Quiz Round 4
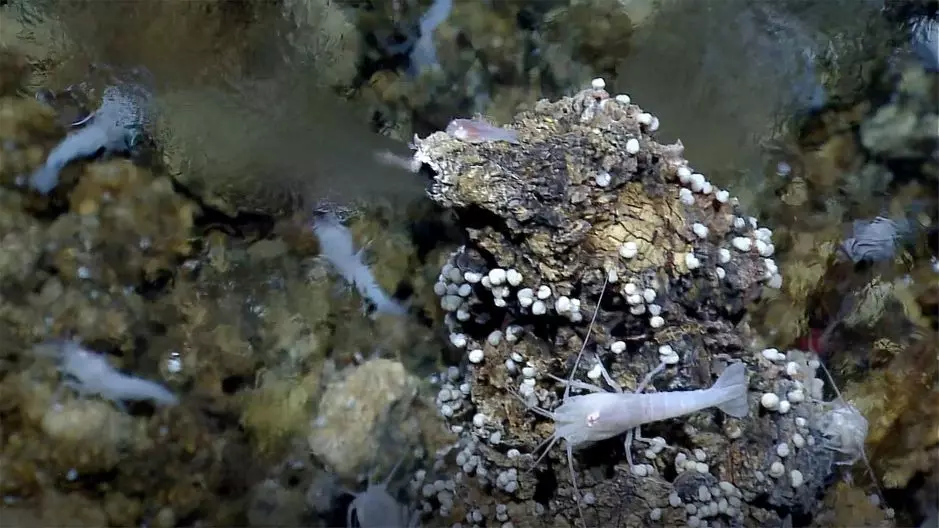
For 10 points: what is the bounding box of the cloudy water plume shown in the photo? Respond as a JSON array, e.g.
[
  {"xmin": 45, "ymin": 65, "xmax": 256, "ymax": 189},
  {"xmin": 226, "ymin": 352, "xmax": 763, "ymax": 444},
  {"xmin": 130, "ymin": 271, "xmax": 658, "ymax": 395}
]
[
  {"xmin": 609, "ymin": 0, "xmax": 890, "ymax": 210},
  {"xmin": 5, "ymin": 0, "xmax": 423, "ymax": 214}
]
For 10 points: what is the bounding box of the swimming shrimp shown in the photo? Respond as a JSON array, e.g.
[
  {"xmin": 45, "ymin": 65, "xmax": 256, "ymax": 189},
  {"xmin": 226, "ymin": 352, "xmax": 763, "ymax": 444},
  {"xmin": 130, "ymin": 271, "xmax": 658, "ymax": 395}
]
[
  {"xmin": 35, "ymin": 339, "xmax": 178, "ymax": 408},
  {"xmin": 30, "ymin": 85, "xmax": 148, "ymax": 194}
]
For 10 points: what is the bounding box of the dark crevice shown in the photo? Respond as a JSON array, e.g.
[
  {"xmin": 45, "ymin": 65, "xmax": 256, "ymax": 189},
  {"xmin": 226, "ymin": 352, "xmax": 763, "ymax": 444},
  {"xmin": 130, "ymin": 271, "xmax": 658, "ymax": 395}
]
[
  {"xmin": 661, "ymin": 459, "xmax": 679, "ymax": 482},
  {"xmin": 221, "ymin": 374, "xmax": 252, "ymax": 395},
  {"xmin": 174, "ymin": 510, "xmax": 207, "ymax": 528},
  {"xmin": 526, "ymin": 316, "xmax": 564, "ymax": 347},
  {"xmin": 884, "ymin": 471, "xmax": 930, "ymax": 525},
  {"xmin": 59, "ymin": 468, "xmax": 120, "ymax": 494},
  {"xmin": 392, "ymin": 280, "xmax": 414, "ymax": 304},
  {"xmin": 579, "ymin": 436, "xmax": 625, "ymax": 471},
  {"xmin": 168, "ymin": 176, "xmax": 276, "ymax": 240},
  {"xmin": 722, "ymin": 302, "xmax": 749, "ymax": 325},
  {"xmin": 533, "ymin": 467, "xmax": 558, "ymax": 505},
  {"xmin": 326, "ymin": 494, "xmax": 354, "ymax": 528},
  {"xmin": 749, "ymin": 493, "xmax": 790, "ymax": 524},
  {"xmin": 125, "ymin": 399, "xmax": 158, "ymax": 418},
  {"xmin": 408, "ymin": 206, "xmax": 463, "ymax": 262},
  {"xmin": 454, "ymin": 204, "xmax": 519, "ymax": 248},
  {"xmin": 135, "ymin": 268, "xmax": 175, "ymax": 301},
  {"xmin": 599, "ymin": 290, "xmax": 625, "ymax": 312}
]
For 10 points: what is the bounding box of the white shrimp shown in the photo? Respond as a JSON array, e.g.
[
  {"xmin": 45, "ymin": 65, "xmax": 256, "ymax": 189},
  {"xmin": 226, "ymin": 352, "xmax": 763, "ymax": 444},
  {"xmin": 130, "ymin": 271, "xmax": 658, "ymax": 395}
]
[
  {"xmin": 528, "ymin": 361, "xmax": 749, "ymax": 467},
  {"xmin": 518, "ymin": 274, "xmax": 749, "ymax": 527},
  {"xmin": 549, "ymin": 362, "xmax": 749, "ymax": 447},
  {"xmin": 312, "ymin": 214, "xmax": 408, "ymax": 317},
  {"xmin": 30, "ymin": 86, "xmax": 147, "ymax": 194},
  {"xmin": 344, "ymin": 460, "xmax": 419, "ymax": 528},
  {"xmin": 445, "ymin": 118, "xmax": 520, "ymax": 144},
  {"xmin": 515, "ymin": 275, "xmax": 609, "ymax": 527},
  {"xmin": 36, "ymin": 340, "xmax": 178, "ymax": 408},
  {"xmin": 812, "ymin": 359, "xmax": 883, "ymax": 503},
  {"xmin": 817, "ymin": 401, "xmax": 869, "ymax": 465}
]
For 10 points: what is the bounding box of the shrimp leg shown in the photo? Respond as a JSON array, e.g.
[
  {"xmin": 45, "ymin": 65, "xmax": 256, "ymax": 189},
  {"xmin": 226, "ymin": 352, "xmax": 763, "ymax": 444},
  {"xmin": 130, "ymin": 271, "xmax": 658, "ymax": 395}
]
[
  {"xmin": 589, "ymin": 357, "xmax": 673, "ymax": 469},
  {"xmin": 636, "ymin": 361, "xmax": 667, "ymax": 393},
  {"xmin": 597, "ymin": 360, "xmax": 622, "ymax": 393},
  {"xmin": 545, "ymin": 373, "xmax": 605, "ymax": 393},
  {"xmin": 623, "ymin": 360, "xmax": 669, "ymax": 467},
  {"xmin": 587, "ymin": 359, "xmax": 647, "ymax": 467}
]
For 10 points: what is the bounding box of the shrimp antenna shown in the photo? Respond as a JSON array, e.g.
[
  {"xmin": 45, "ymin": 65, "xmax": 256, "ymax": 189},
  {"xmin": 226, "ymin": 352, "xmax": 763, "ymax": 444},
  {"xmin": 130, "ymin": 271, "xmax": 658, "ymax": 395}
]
[
  {"xmin": 566, "ymin": 272, "xmax": 609, "ymax": 399},
  {"xmin": 564, "ymin": 270, "xmax": 609, "ymax": 528}
]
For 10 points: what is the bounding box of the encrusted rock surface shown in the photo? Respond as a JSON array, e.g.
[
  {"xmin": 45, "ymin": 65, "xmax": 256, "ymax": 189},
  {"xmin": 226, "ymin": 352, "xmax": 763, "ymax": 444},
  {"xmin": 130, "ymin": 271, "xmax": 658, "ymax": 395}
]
[
  {"xmin": 309, "ymin": 358, "xmax": 421, "ymax": 480},
  {"xmin": 409, "ymin": 85, "xmax": 847, "ymax": 527}
]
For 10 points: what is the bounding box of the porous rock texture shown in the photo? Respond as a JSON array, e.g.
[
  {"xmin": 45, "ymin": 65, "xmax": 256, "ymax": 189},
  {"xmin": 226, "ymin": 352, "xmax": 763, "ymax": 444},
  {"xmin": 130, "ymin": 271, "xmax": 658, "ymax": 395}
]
[{"xmin": 411, "ymin": 87, "xmax": 842, "ymax": 527}]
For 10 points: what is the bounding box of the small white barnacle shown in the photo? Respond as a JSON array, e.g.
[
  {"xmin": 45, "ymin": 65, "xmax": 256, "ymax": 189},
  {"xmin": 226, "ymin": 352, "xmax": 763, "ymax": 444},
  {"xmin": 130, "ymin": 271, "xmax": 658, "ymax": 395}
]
[
  {"xmin": 760, "ymin": 393, "xmax": 780, "ymax": 410},
  {"xmin": 718, "ymin": 248, "xmax": 731, "ymax": 264},
  {"xmin": 731, "ymin": 237, "xmax": 752, "ymax": 252},
  {"xmin": 692, "ymin": 223, "xmax": 709, "ymax": 239},
  {"xmin": 532, "ymin": 300, "xmax": 547, "ymax": 315},
  {"xmin": 586, "ymin": 363, "xmax": 603, "ymax": 380},
  {"xmin": 488, "ymin": 268, "xmax": 507, "ymax": 286},
  {"xmin": 619, "ymin": 241, "xmax": 639, "ymax": 259},
  {"xmin": 468, "ymin": 349, "xmax": 485, "ymax": 364},
  {"xmin": 625, "ymin": 138, "xmax": 640, "ymax": 155},
  {"xmin": 689, "ymin": 173, "xmax": 706, "ymax": 193}
]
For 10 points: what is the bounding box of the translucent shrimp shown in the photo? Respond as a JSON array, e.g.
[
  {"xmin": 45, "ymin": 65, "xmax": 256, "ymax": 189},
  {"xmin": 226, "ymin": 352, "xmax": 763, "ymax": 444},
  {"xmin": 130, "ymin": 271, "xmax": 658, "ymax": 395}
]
[
  {"xmin": 344, "ymin": 460, "xmax": 419, "ymax": 528},
  {"xmin": 517, "ymin": 272, "xmax": 748, "ymax": 527},
  {"xmin": 30, "ymin": 85, "xmax": 148, "ymax": 194},
  {"xmin": 550, "ymin": 362, "xmax": 749, "ymax": 445},
  {"xmin": 445, "ymin": 118, "xmax": 519, "ymax": 144},
  {"xmin": 36, "ymin": 340, "xmax": 178, "ymax": 408}
]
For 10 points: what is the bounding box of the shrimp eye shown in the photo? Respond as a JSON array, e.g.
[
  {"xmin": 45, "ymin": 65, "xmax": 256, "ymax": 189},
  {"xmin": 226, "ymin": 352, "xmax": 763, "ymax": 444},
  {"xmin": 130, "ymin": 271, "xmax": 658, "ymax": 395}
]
[{"xmin": 586, "ymin": 411, "xmax": 600, "ymax": 427}]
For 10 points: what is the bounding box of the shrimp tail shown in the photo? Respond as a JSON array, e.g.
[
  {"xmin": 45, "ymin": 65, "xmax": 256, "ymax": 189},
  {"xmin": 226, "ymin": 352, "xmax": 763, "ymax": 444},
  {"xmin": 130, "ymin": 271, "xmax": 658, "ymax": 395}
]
[
  {"xmin": 30, "ymin": 125, "xmax": 109, "ymax": 194},
  {"xmin": 111, "ymin": 376, "xmax": 180, "ymax": 406},
  {"xmin": 711, "ymin": 363, "xmax": 750, "ymax": 418},
  {"xmin": 30, "ymin": 161, "xmax": 66, "ymax": 194}
]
